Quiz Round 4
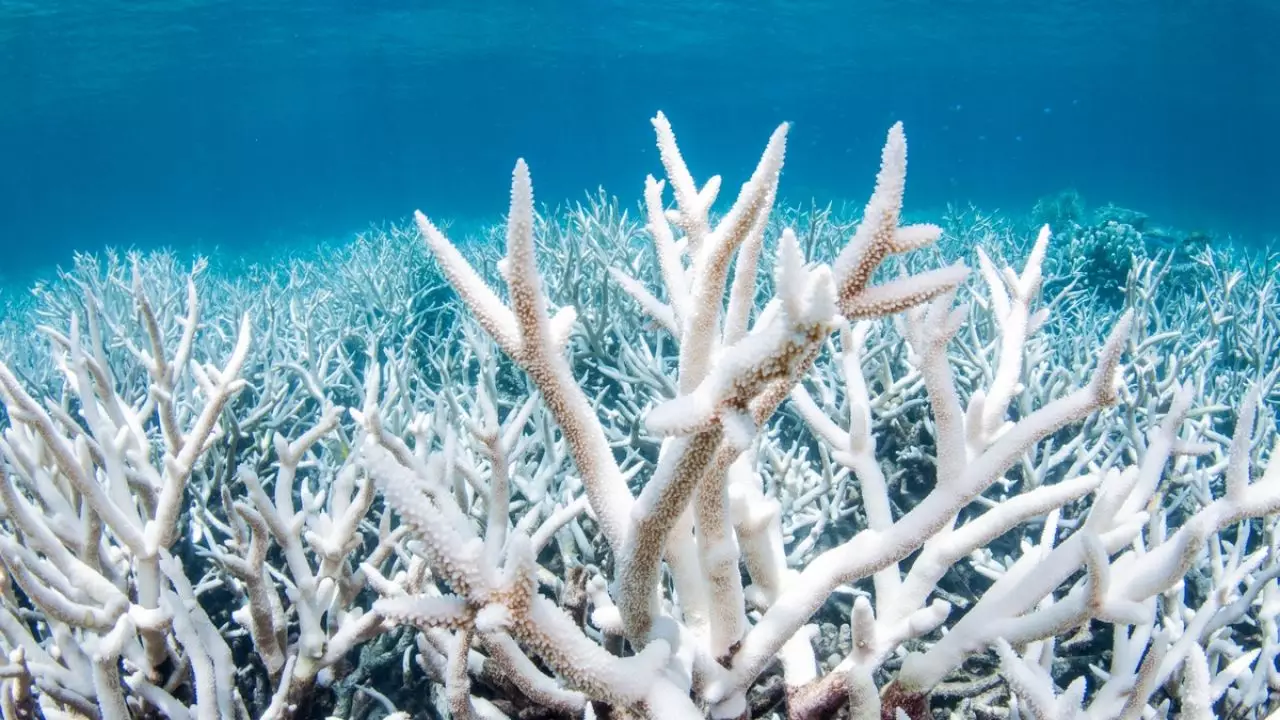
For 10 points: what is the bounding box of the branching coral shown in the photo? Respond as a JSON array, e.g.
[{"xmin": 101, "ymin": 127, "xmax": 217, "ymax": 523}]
[{"xmin": 0, "ymin": 112, "xmax": 1275, "ymax": 720}]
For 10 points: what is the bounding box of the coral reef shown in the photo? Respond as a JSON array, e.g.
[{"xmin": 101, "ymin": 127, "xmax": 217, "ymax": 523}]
[{"xmin": 0, "ymin": 113, "xmax": 1277, "ymax": 719}]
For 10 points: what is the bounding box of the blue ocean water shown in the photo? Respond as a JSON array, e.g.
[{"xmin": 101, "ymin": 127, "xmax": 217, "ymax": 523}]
[{"xmin": 0, "ymin": 0, "xmax": 1276, "ymax": 287}]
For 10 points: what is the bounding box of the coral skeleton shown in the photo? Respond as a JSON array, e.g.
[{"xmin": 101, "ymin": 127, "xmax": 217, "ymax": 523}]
[{"xmin": 0, "ymin": 112, "xmax": 1276, "ymax": 719}]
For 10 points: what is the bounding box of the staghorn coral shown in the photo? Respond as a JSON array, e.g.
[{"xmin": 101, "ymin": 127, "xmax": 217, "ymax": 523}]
[{"xmin": 0, "ymin": 112, "xmax": 1275, "ymax": 720}]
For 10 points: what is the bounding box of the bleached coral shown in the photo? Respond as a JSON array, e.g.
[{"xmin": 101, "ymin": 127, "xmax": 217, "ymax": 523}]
[{"xmin": 0, "ymin": 111, "xmax": 1276, "ymax": 720}]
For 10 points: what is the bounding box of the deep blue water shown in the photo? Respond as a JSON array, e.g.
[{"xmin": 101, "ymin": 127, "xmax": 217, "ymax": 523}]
[{"xmin": 1, "ymin": 0, "xmax": 1276, "ymax": 286}]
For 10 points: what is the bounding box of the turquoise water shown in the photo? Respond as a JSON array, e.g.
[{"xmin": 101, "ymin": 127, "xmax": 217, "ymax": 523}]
[{"xmin": 0, "ymin": 0, "xmax": 1276, "ymax": 284}]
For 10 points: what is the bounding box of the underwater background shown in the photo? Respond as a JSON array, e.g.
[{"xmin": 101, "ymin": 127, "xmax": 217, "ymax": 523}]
[
  {"xmin": 0, "ymin": 0, "xmax": 1277, "ymax": 286},
  {"xmin": 0, "ymin": 4, "xmax": 1279, "ymax": 717}
]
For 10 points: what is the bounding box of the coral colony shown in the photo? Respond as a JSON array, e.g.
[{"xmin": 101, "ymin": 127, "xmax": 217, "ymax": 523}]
[{"xmin": 0, "ymin": 113, "xmax": 1276, "ymax": 719}]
